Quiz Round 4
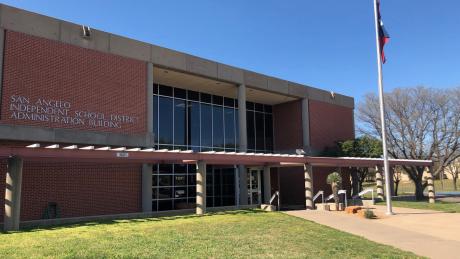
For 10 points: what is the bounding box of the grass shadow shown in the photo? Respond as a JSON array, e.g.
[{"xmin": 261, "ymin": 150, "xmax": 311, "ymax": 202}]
[{"xmin": 4, "ymin": 208, "xmax": 270, "ymax": 234}]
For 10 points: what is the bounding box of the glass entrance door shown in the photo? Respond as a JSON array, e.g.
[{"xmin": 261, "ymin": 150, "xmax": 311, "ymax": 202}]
[{"xmin": 247, "ymin": 168, "xmax": 262, "ymax": 205}]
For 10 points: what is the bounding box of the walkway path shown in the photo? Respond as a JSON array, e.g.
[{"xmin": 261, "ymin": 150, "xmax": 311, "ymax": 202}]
[{"xmin": 286, "ymin": 206, "xmax": 460, "ymax": 259}]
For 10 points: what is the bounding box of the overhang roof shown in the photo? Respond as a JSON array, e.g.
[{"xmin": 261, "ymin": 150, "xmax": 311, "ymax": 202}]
[{"xmin": 0, "ymin": 144, "xmax": 432, "ymax": 168}]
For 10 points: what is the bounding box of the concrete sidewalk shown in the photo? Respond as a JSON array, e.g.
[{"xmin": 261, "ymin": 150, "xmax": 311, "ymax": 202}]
[{"xmin": 286, "ymin": 206, "xmax": 460, "ymax": 259}]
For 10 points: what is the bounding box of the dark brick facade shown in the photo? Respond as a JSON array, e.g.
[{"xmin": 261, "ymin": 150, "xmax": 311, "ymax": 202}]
[
  {"xmin": 0, "ymin": 31, "xmax": 147, "ymax": 134},
  {"xmin": 0, "ymin": 161, "xmax": 142, "ymax": 221},
  {"xmin": 273, "ymin": 99, "xmax": 354, "ymax": 207},
  {"xmin": 0, "ymin": 30, "xmax": 355, "ymax": 218}
]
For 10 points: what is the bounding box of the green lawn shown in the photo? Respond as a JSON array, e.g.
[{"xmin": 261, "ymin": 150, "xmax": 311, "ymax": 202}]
[
  {"xmin": 0, "ymin": 210, "xmax": 419, "ymax": 258},
  {"xmin": 377, "ymin": 200, "xmax": 460, "ymax": 213},
  {"xmin": 363, "ymin": 179, "xmax": 460, "ymax": 196},
  {"xmin": 397, "ymin": 179, "xmax": 460, "ymax": 195}
]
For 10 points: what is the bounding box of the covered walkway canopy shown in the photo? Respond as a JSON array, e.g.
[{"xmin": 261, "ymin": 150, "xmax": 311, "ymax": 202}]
[
  {"xmin": 0, "ymin": 144, "xmax": 432, "ymax": 167},
  {"xmin": 0, "ymin": 143, "xmax": 432, "ymax": 231}
]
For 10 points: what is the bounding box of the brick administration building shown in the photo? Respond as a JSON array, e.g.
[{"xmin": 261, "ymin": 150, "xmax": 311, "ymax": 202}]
[{"xmin": 0, "ymin": 4, "xmax": 365, "ymax": 230}]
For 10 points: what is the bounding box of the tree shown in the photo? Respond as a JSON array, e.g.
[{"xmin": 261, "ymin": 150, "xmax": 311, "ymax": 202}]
[
  {"xmin": 321, "ymin": 136, "xmax": 382, "ymax": 196},
  {"xmin": 327, "ymin": 172, "xmax": 342, "ymax": 210},
  {"xmin": 393, "ymin": 166, "xmax": 403, "ymax": 196},
  {"xmin": 358, "ymin": 86, "xmax": 460, "ymax": 200},
  {"xmin": 446, "ymin": 159, "xmax": 459, "ymax": 190}
]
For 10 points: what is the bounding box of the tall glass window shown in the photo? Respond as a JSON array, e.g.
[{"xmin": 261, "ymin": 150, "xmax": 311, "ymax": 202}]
[
  {"xmin": 213, "ymin": 105, "xmax": 224, "ymax": 149},
  {"xmin": 151, "ymin": 83, "xmax": 274, "ymax": 212},
  {"xmin": 188, "ymin": 101, "xmax": 200, "ymax": 148},
  {"xmin": 153, "ymin": 83, "xmax": 272, "ymax": 153},
  {"xmin": 224, "ymin": 108, "xmax": 235, "ymax": 149},
  {"xmin": 174, "ymin": 99, "xmax": 186, "ymax": 146},
  {"xmin": 246, "ymin": 103, "xmax": 274, "ymax": 153},
  {"xmin": 247, "ymin": 110, "xmax": 255, "ymax": 150},
  {"xmin": 158, "ymin": 96, "xmax": 173, "ymax": 145},
  {"xmin": 153, "ymin": 94, "xmax": 158, "ymax": 143},
  {"xmin": 152, "ymin": 164, "xmax": 196, "ymax": 211},
  {"xmin": 255, "ymin": 112, "xmax": 265, "ymax": 150},
  {"xmin": 201, "ymin": 103, "xmax": 213, "ymax": 148}
]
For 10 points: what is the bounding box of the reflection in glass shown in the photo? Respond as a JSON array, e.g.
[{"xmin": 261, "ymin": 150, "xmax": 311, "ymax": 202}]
[
  {"xmin": 224, "ymin": 108, "xmax": 235, "ymax": 149},
  {"xmin": 265, "ymin": 114, "xmax": 273, "ymax": 151},
  {"xmin": 153, "ymin": 95, "xmax": 158, "ymax": 143},
  {"xmin": 247, "ymin": 110, "xmax": 255, "ymax": 150},
  {"xmin": 188, "ymin": 101, "xmax": 200, "ymax": 147},
  {"xmin": 158, "ymin": 97, "xmax": 173, "ymax": 144},
  {"xmin": 201, "ymin": 104, "xmax": 212, "ymax": 147},
  {"xmin": 174, "ymin": 99, "xmax": 186, "ymax": 145},
  {"xmin": 255, "ymin": 112, "xmax": 265, "ymax": 150},
  {"xmin": 213, "ymin": 105, "xmax": 224, "ymax": 148}
]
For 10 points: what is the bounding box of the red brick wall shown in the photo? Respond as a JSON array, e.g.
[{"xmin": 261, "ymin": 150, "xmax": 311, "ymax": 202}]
[
  {"xmin": 0, "ymin": 160, "xmax": 142, "ymax": 221},
  {"xmin": 309, "ymin": 99, "xmax": 355, "ymax": 151},
  {"xmin": 309, "ymin": 100, "xmax": 354, "ymax": 197},
  {"xmin": 0, "ymin": 31, "xmax": 147, "ymax": 134},
  {"xmin": 0, "ymin": 160, "xmax": 5, "ymax": 221},
  {"xmin": 273, "ymin": 100, "xmax": 303, "ymax": 152},
  {"xmin": 272, "ymin": 99, "xmax": 354, "ymax": 207}
]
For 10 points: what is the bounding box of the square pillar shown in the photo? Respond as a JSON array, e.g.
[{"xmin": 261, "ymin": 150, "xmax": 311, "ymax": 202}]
[
  {"xmin": 146, "ymin": 62, "xmax": 154, "ymax": 146},
  {"xmin": 426, "ymin": 166, "xmax": 435, "ymax": 204},
  {"xmin": 263, "ymin": 166, "xmax": 271, "ymax": 203},
  {"xmin": 304, "ymin": 164, "xmax": 313, "ymax": 210},
  {"xmin": 301, "ymin": 98, "xmax": 311, "ymax": 154},
  {"xmin": 238, "ymin": 84, "xmax": 247, "ymax": 152},
  {"xmin": 196, "ymin": 161, "xmax": 207, "ymax": 214},
  {"xmin": 141, "ymin": 164, "xmax": 153, "ymax": 212},
  {"xmin": 375, "ymin": 165, "xmax": 384, "ymax": 201},
  {"xmin": 237, "ymin": 84, "xmax": 248, "ymax": 206},
  {"xmin": 238, "ymin": 165, "xmax": 248, "ymax": 206},
  {"xmin": 4, "ymin": 156, "xmax": 23, "ymax": 231}
]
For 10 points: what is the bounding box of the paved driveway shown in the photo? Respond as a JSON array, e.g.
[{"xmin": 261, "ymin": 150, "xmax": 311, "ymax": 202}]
[{"xmin": 286, "ymin": 206, "xmax": 460, "ymax": 259}]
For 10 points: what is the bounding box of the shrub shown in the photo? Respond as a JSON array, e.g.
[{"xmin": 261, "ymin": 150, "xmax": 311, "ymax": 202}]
[
  {"xmin": 327, "ymin": 172, "xmax": 342, "ymax": 211},
  {"xmin": 363, "ymin": 209, "xmax": 375, "ymax": 219}
]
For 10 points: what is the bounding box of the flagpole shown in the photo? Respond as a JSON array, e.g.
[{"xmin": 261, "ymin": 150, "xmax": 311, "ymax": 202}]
[{"xmin": 373, "ymin": 0, "xmax": 393, "ymax": 215}]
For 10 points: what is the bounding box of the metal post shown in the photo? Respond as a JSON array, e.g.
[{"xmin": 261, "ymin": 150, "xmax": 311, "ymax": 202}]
[{"xmin": 373, "ymin": 0, "xmax": 393, "ymax": 215}]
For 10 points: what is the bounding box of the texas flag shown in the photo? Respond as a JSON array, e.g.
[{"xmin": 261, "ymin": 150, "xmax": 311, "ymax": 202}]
[{"xmin": 377, "ymin": 0, "xmax": 390, "ymax": 63}]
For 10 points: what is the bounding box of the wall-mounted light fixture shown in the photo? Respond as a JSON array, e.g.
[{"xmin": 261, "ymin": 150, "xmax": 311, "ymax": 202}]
[
  {"xmin": 81, "ymin": 25, "xmax": 91, "ymax": 38},
  {"xmin": 330, "ymin": 91, "xmax": 336, "ymax": 99}
]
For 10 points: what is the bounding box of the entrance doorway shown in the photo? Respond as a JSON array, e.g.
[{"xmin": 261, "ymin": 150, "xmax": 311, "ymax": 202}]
[{"xmin": 247, "ymin": 168, "xmax": 262, "ymax": 205}]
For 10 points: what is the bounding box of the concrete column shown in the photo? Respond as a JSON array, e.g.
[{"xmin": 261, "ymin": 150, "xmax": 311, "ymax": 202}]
[
  {"xmin": 263, "ymin": 166, "xmax": 271, "ymax": 203},
  {"xmin": 375, "ymin": 166, "xmax": 384, "ymax": 201},
  {"xmin": 141, "ymin": 164, "xmax": 153, "ymax": 212},
  {"xmin": 238, "ymin": 84, "xmax": 247, "ymax": 152},
  {"xmin": 196, "ymin": 161, "xmax": 206, "ymax": 214},
  {"xmin": 4, "ymin": 156, "xmax": 23, "ymax": 231},
  {"xmin": 304, "ymin": 164, "xmax": 313, "ymax": 210},
  {"xmin": 146, "ymin": 62, "xmax": 154, "ymax": 145},
  {"xmin": 237, "ymin": 84, "xmax": 248, "ymax": 205},
  {"xmin": 426, "ymin": 166, "xmax": 435, "ymax": 204},
  {"xmin": 301, "ymin": 97, "xmax": 310, "ymax": 154},
  {"xmin": 238, "ymin": 165, "xmax": 248, "ymax": 205}
]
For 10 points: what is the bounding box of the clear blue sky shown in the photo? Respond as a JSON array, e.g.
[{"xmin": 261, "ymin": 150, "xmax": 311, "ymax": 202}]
[{"xmin": 3, "ymin": 0, "xmax": 459, "ymax": 103}]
